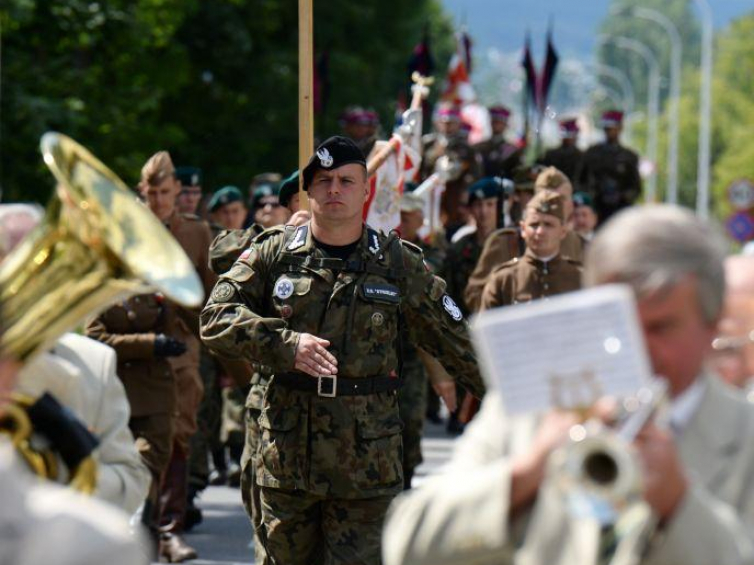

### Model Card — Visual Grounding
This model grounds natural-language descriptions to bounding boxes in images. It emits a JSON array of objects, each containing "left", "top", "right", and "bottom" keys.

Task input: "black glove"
[{"left": 154, "top": 334, "right": 187, "bottom": 357}]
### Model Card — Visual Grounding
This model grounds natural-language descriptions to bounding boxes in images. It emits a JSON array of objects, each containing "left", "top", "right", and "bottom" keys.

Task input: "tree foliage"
[{"left": 0, "top": 0, "right": 453, "bottom": 203}]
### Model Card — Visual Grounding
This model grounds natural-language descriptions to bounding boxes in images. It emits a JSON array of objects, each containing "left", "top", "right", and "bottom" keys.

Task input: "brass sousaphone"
[{"left": 0, "top": 133, "right": 204, "bottom": 491}]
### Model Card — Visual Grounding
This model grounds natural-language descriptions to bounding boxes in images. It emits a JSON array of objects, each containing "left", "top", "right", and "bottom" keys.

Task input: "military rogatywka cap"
[
  {"left": 208, "top": 185, "right": 243, "bottom": 213},
  {"left": 302, "top": 136, "right": 367, "bottom": 191},
  {"left": 526, "top": 189, "right": 565, "bottom": 223},
  {"left": 278, "top": 170, "right": 299, "bottom": 208},
  {"left": 176, "top": 166, "right": 203, "bottom": 187}
]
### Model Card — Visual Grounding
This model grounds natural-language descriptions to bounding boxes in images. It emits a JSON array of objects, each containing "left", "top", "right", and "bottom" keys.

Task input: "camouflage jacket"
[{"left": 200, "top": 222, "right": 484, "bottom": 498}]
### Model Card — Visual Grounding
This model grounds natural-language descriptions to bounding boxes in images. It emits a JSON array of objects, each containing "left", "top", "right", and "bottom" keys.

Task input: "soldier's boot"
[
  {"left": 184, "top": 485, "right": 203, "bottom": 532},
  {"left": 159, "top": 532, "right": 198, "bottom": 563}
]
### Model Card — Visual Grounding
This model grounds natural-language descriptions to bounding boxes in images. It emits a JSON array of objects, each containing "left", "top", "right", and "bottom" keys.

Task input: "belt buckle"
[{"left": 317, "top": 374, "right": 337, "bottom": 398}]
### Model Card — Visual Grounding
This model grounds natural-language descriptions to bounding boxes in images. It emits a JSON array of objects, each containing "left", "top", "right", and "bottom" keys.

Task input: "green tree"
[{"left": 0, "top": 0, "right": 453, "bottom": 204}]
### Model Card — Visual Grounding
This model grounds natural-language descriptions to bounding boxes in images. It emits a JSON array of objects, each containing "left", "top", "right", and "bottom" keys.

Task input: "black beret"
[
  {"left": 176, "top": 166, "right": 202, "bottom": 187},
  {"left": 278, "top": 170, "right": 299, "bottom": 208},
  {"left": 467, "top": 177, "right": 501, "bottom": 205},
  {"left": 302, "top": 136, "right": 366, "bottom": 190}
]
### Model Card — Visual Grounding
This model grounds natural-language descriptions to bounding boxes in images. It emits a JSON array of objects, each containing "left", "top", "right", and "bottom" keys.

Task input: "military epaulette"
[
  {"left": 491, "top": 257, "right": 519, "bottom": 274},
  {"left": 400, "top": 239, "right": 423, "bottom": 256},
  {"left": 255, "top": 224, "right": 287, "bottom": 243}
]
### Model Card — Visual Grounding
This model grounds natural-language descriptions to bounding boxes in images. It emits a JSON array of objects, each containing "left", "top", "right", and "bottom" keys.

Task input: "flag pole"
[{"left": 298, "top": 0, "right": 313, "bottom": 210}]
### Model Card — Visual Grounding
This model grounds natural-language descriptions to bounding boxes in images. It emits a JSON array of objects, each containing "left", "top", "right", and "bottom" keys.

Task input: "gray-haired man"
[{"left": 383, "top": 204, "right": 754, "bottom": 565}]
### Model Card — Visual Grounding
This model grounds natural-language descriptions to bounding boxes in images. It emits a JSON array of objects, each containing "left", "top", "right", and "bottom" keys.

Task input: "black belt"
[{"left": 274, "top": 372, "right": 401, "bottom": 397}]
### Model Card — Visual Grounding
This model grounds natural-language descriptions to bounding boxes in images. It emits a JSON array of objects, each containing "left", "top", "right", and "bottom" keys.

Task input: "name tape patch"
[{"left": 362, "top": 283, "right": 400, "bottom": 304}]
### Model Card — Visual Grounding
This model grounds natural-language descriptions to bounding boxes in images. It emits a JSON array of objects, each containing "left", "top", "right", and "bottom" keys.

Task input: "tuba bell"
[{"left": 0, "top": 132, "right": 205, "bottom": 491}]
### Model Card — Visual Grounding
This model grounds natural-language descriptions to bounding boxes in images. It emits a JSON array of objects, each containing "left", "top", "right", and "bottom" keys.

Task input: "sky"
[{"left": 441, "top": 0, "right": 754, "bottom": 61}]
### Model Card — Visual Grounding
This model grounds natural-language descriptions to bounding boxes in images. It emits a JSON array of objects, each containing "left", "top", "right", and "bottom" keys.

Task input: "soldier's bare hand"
[
  {"left": 432, "top": 381, "right": 457, "bottom": 413},
  {"left": 634, "top": 423, "right": 688, "bottom": 521},
  {"left": 288, "top": 210, "right": 311, "bottom": 227},
  {"left": 294, "top": 333, "right": 338, "bottom": 377}
]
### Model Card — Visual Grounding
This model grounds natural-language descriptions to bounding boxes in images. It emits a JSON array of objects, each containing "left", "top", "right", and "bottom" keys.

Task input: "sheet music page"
[{"left": 471, "top": 284, "right": 652, "bottom": 415}]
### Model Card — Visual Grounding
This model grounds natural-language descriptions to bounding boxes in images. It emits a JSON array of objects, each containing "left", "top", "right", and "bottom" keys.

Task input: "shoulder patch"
[
  {"left": 367, "top": 228, "right": 382, "bottom": 255},
  {"left": 287, "top": 225, "right": 308, "bottom": 250},
  {"left": 442, "top": 295, "right": 463, "bottom": 322},
  {"left": 400, "top": 239, "right": 423, "bottom": 255},
  {"left": 211, "top": 281, "right": 236, "bottom": 303}
]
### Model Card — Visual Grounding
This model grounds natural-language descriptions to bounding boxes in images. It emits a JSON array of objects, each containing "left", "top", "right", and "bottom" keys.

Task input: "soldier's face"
[
  {"left": 309, "top": 164, "right": 369, "bottom": 224},
  {"left": 142, "top": 178, "right": 180, "bottom": 222},
  {"left": 254, "top": 197, "right": 290, "bottom": 229},
  {"left": 470, "top": 197, "right": 498, "bottom": 235},
  {"left": 573, "top": 205, "right": 597, "bottom": 235},
  {"left": 438, "top": 119, "right": 461, "bottom": 136},
  {"left": 521, "top": 211, "right": 566, "bottom": 257},
  {"left": 215, "top": 201, "right": 247, "bottom": 231},
  {"left": 491, "top": 118, "right": 507, "bottom": 135},
  {"left": 400, "top": 210, "right": 424, "bottom": 240},
  {"left": 636, "top": 278, "right": 718, "bottom": 397},
  {"left": 177, "top": 185, "right": 202, "bottom": 215},
  {"left": 605, "top": 125, "right": 622, "bottom": 143}
]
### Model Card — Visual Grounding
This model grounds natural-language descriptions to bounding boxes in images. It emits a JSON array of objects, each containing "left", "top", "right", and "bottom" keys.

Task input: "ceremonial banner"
[{"left": 364, "top": 136, "right": 420, "bottom": 233}]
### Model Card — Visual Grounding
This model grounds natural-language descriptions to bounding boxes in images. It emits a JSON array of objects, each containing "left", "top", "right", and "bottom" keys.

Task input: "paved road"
[{"left": 175, "top": 419, "right": 457, "bottom": 564}]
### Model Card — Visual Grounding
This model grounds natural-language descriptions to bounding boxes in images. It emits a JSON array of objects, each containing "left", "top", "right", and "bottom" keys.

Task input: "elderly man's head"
[
  {"left": 584, "top": 205, "right": 727, "bottom": 397},
  {"left": 709, "top": 255, "right": 754, "bottom": 390}
]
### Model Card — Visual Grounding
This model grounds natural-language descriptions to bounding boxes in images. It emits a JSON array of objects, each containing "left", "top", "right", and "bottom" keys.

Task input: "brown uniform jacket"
[
  {"left": 86, "top": 294, "right": 176, "bottom": 416},
  {"left": 479, "top": 249, "right": 582, "bottom": 310},
  {"left": 164, "top": 211, "right": 216, "bottom": 371},
  {"left": 473, "top": 134, "right": 523, "bottom": 179},
  {"left": 465, "top": 228, "right": 586, "bottom": 313}
]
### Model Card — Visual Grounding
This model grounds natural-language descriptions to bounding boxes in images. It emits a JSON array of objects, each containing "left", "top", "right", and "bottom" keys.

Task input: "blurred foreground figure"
[
  {"left": 711, "top": 255, "right": 754, "bottom": 399},
  {"left": 383, "top": 205, "right": 754, "bottom": 565},
  {"left": 0, "top": 315, "right": 149, "bottom": 565}
]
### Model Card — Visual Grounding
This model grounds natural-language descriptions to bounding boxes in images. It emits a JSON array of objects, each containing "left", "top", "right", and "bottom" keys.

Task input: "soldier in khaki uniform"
[
  {"left": 473, "top": 106, "right": 523, "bottom": 179},
  {"left": 480, "top": 190, "right": 582, "bottom": 310},
  {"left": 201, "top": 136, "right": 485, "bottom": 565},
  {"left": 139, "top": 151, "right": 216, "bottom": 562},
  {"left": 86, "top": 294, "right": 185, "bottom": 548},
  {"left": 465, "top": 166, "right": 585, "bottom": 313}
]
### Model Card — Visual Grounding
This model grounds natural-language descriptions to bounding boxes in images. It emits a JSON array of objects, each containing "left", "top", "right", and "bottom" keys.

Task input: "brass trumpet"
[
  {"left": 547, "top": 379, "right": 668, "bottom": 565},
  {"left": 0, "top": 132, "right": 205, "bottom": 491}
]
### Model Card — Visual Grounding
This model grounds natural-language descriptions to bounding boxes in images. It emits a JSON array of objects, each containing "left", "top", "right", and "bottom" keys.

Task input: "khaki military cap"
[
  {"left": 141, "top": 150, "right": 176, "bottom": 186},
  {"left": 526, "top": 189, "right": 565, "bottom": 223},
  {"left": 534, "top": 166, "right": 570, "bottom": 191},
  {"left": 400, "top": 192, "right": 425, "bottom": 214}
]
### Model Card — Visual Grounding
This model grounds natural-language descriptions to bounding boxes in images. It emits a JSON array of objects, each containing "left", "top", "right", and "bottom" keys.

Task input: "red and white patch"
[{"left": 240, "top": 248, "right": 252, "bottom": 261}]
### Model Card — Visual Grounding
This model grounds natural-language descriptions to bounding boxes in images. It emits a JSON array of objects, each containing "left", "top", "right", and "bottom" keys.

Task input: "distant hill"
[{"left": 441, "top": 0, "right": 753, "bottom": 60}]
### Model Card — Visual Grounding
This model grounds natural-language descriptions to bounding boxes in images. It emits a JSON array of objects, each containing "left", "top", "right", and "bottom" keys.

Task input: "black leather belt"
[{"left": 274, "top": 372, "right": 401, "bottom": 397}]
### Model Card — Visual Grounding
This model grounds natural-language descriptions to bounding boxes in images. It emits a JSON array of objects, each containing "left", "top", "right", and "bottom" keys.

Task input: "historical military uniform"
[
  {"left": 160, "top": 210, "right": 216, "bottom": 545},
  {"left": 86, "top": 293, "right": 178, "bottom": 536},
  {"left": 421, "top": 106, "right": 482, "bottom": 232},
  {"left": 479, "top": 191, "right": 582, "bottom": 310},
  {"left": 201, "top": 217, "right": 485, "bottom": 564},
  {"left": 537, "top": 118, "right": 583, "bottom": 183},
  {"left": 578, "top": 111, "right": 641, "bottom": 223}
]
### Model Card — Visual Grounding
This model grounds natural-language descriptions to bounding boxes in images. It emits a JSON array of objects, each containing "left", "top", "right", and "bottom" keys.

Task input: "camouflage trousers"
[
  {"left": 259, "top": 486, "right": 392, "bottom": 565},
  {"left": 240, "top": 381, "right": 268, "bottom": 564},
  {"left": 397, "top": 360, "right": 428, "bottom": 487}
]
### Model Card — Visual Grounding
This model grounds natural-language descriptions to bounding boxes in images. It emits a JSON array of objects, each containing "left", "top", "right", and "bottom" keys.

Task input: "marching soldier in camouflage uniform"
[
  {"left": 537, "top": 118, "right": 583, "bottom": 182},
  {"left": 578, "top": 110, "right": 642, "bottom": 223},
  {"left": 201, "top": 136, "right": 485, "bottom": 565},
  {"left": 473, "top": 105, "right": 523, "bottom": 179},
  {"left": 480, "top": 190, "right": 582, "bottom": 309}
]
